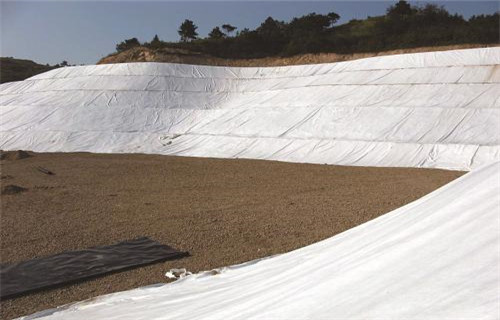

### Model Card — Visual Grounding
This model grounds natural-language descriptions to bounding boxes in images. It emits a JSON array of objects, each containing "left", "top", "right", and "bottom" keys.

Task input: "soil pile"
[
  {"left": 1, "top": 185, "right": 27, "bottom": 195},
  {"left": 0, "top": 150, "right": 31, "bottom": 161}
]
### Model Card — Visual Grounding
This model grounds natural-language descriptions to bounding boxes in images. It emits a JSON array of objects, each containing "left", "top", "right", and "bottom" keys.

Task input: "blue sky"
[{"left": 1, "top": 1, "right": 498, "bottom": 65}]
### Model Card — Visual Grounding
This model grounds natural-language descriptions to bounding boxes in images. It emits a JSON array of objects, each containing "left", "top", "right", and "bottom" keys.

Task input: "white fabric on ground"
[
  {"left": 23, "top": 161, "right": 500, "bottom": 319},
  {"left": 1, "top": 48, "right": 499, "bottom": 170},
  {"left": 3, "top": 48, "right": 500, "bottom": 319}
]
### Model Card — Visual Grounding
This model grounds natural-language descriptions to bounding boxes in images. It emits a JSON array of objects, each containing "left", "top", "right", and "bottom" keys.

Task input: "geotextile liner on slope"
[
  {"left": 0, "top": 237, "right": 188, "bottom": 300},
  {"left": 1, "top": 48, "right": 499, "bottom": 170}
]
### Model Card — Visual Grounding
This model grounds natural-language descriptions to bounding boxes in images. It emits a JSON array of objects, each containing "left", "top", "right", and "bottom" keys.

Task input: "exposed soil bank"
[
  {"left": 98, "top": 44, "right": 498, "bottom": 66},
  {"left": 0, "top": 151, "right": 464, "bottom": 319}
]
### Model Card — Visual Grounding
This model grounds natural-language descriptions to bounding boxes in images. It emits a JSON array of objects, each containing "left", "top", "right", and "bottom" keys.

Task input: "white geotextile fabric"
[
  {"left": 3, "top": 48, "right": 499, "bottom": 319},
  {"left": 1, "top": 48, "right": 500, "bottom": 170},
  {"left": 22, "top": 161, "right": 500, "bottom": 320}
]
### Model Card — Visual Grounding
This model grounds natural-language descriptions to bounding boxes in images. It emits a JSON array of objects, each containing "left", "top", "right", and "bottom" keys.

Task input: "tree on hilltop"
[
  {"left": 387, "top": 0, "right": 415, "bottom": 17},
  {"left": 257, "top": 17, "right": 285, "bottom": 38},
  {"left": 150, "top": 34, "right": 162, "bottom": 49},
  {"left": 208, "top": 27, "right": 225, "bottom": 39},
  {"left": 178, "top": 19, "right": 198, "bottom": 42},
  {"left": 116, "top": 38, "right": 141, "bottom": 52},
  {"left": 222, "top": 24, "right": 237, "bottom": 36}
]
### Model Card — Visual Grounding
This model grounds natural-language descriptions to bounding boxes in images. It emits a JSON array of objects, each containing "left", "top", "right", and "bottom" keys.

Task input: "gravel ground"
[{"left": 0, "top": 151, "right": 464, "bottom": 319}]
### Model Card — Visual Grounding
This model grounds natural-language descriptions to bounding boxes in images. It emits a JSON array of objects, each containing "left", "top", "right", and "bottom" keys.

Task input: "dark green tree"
[
  {"left": 468, "top": 13, "right": 500, "bottom": 43},
  {"left": 150, "top": 34, "right": 162, "bottom": 48},
  {"left": 387, "top": 0, "right": 414, "bottom": 17},
  {"left": 222, "top": 24, "right": 237, "bottom": 36},
  {"left": 208, "top": 26, "right": 225, "bottom": 39},
  {"left": 287, "top": 12, "right": 340, "bottom": 36},
  {"left": 284, "top": 12, "right": 340, "bottom": 55},
  {"left": 255, "top": 17, "right": 288, "bottom": 55},
  {"left": 237, "top": 28, "right": 251, "bottom": 36},
  {"left": 257, "top": 17, "right": 285, "bottom": 37},
  {"left": 327, "top": 12, "right": 341, "bottom": 26},
  {"left": 178, "top": 19, "right": 198, "bottom": 42},
  {"left": 116, "top": 38, "right": 141, "bottom": 52}
]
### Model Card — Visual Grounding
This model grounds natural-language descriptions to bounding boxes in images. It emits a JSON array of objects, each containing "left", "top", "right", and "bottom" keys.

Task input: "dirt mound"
[
  {"left": 98, "top": 46, "right": 222, "bottom": 65},
  {"left": 97, "top": 44, "right": 499, "bottom": 67},
  {"left": 0, "top": 150, "right": 31, "bottom": 161},
  {"left": 1, "top": 184, "right": 27, "bottom": 195}
]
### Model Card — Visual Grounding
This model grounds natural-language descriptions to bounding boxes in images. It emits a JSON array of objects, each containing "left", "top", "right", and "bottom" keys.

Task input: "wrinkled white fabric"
[
  {"left": 1, "top": 48, "right": 499, "bottom": 170},
  {"left": 3, "top": 48, "right": 500, "bottom": 319},
  {"left": 23, "top": 162, "right": 500, "bottom": 320}
]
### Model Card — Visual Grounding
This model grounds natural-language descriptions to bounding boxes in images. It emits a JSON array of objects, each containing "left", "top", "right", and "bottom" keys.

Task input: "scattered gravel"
[{"left": 0, "top": 152, "right": 464, "bottom": 319}]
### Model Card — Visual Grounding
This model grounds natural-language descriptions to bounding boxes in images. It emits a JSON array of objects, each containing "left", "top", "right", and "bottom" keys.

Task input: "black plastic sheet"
[{"left": 0, "top": 237, "right": 188, "bottom": 300}]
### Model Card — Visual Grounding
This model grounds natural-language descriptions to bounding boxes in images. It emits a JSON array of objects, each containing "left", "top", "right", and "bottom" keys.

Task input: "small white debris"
[{"left": 165, "top": 268, "right": 192, "bottom": 279}]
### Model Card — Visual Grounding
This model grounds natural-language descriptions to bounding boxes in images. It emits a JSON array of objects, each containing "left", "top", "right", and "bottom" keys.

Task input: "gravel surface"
[{"left": 0, "top": 151, "right": 464, "bottom": 319}]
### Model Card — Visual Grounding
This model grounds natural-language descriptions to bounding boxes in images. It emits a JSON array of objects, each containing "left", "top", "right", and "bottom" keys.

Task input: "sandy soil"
[
  {"left": 0, "top": 151, "right": 464, "bottom": 319},
  {"left": 98, "top": 43, "right": 499, "bottom": 66}
]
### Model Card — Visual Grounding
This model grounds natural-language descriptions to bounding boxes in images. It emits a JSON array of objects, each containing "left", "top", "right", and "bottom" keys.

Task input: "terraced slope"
[
  {"left": 1, "top": 48, "right": 499, "bottom": 170},
  {"left": 2, "top": 49, "right": 499, "bottom": 319}
]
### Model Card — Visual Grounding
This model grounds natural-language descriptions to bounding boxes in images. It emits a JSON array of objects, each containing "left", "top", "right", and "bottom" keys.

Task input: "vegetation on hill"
[
  {"left": 0, "top": 58, "right": 71, "bottom": 84},
  {"left": 112, "top": 1, "right": 499, "bottom": 60},
  {"left": 3, "top": 0, "right": 499, "bottom": 79}
]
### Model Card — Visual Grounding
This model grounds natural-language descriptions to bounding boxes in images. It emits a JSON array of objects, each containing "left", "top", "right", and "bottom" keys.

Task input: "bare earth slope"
[
  {"left": 98, "top": 44, "right": 498, "bottom": 66},
  {"left": 0, "top": 151, "right": 463, "bottom": 319}
]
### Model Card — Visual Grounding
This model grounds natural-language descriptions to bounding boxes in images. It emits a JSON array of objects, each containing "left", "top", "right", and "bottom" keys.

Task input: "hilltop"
[
  {"left": 100, "top": 1, "right": 499, "bottom": 66},
  {"left": 0, "top": 57, "right": 58, "bottom": 83}
]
